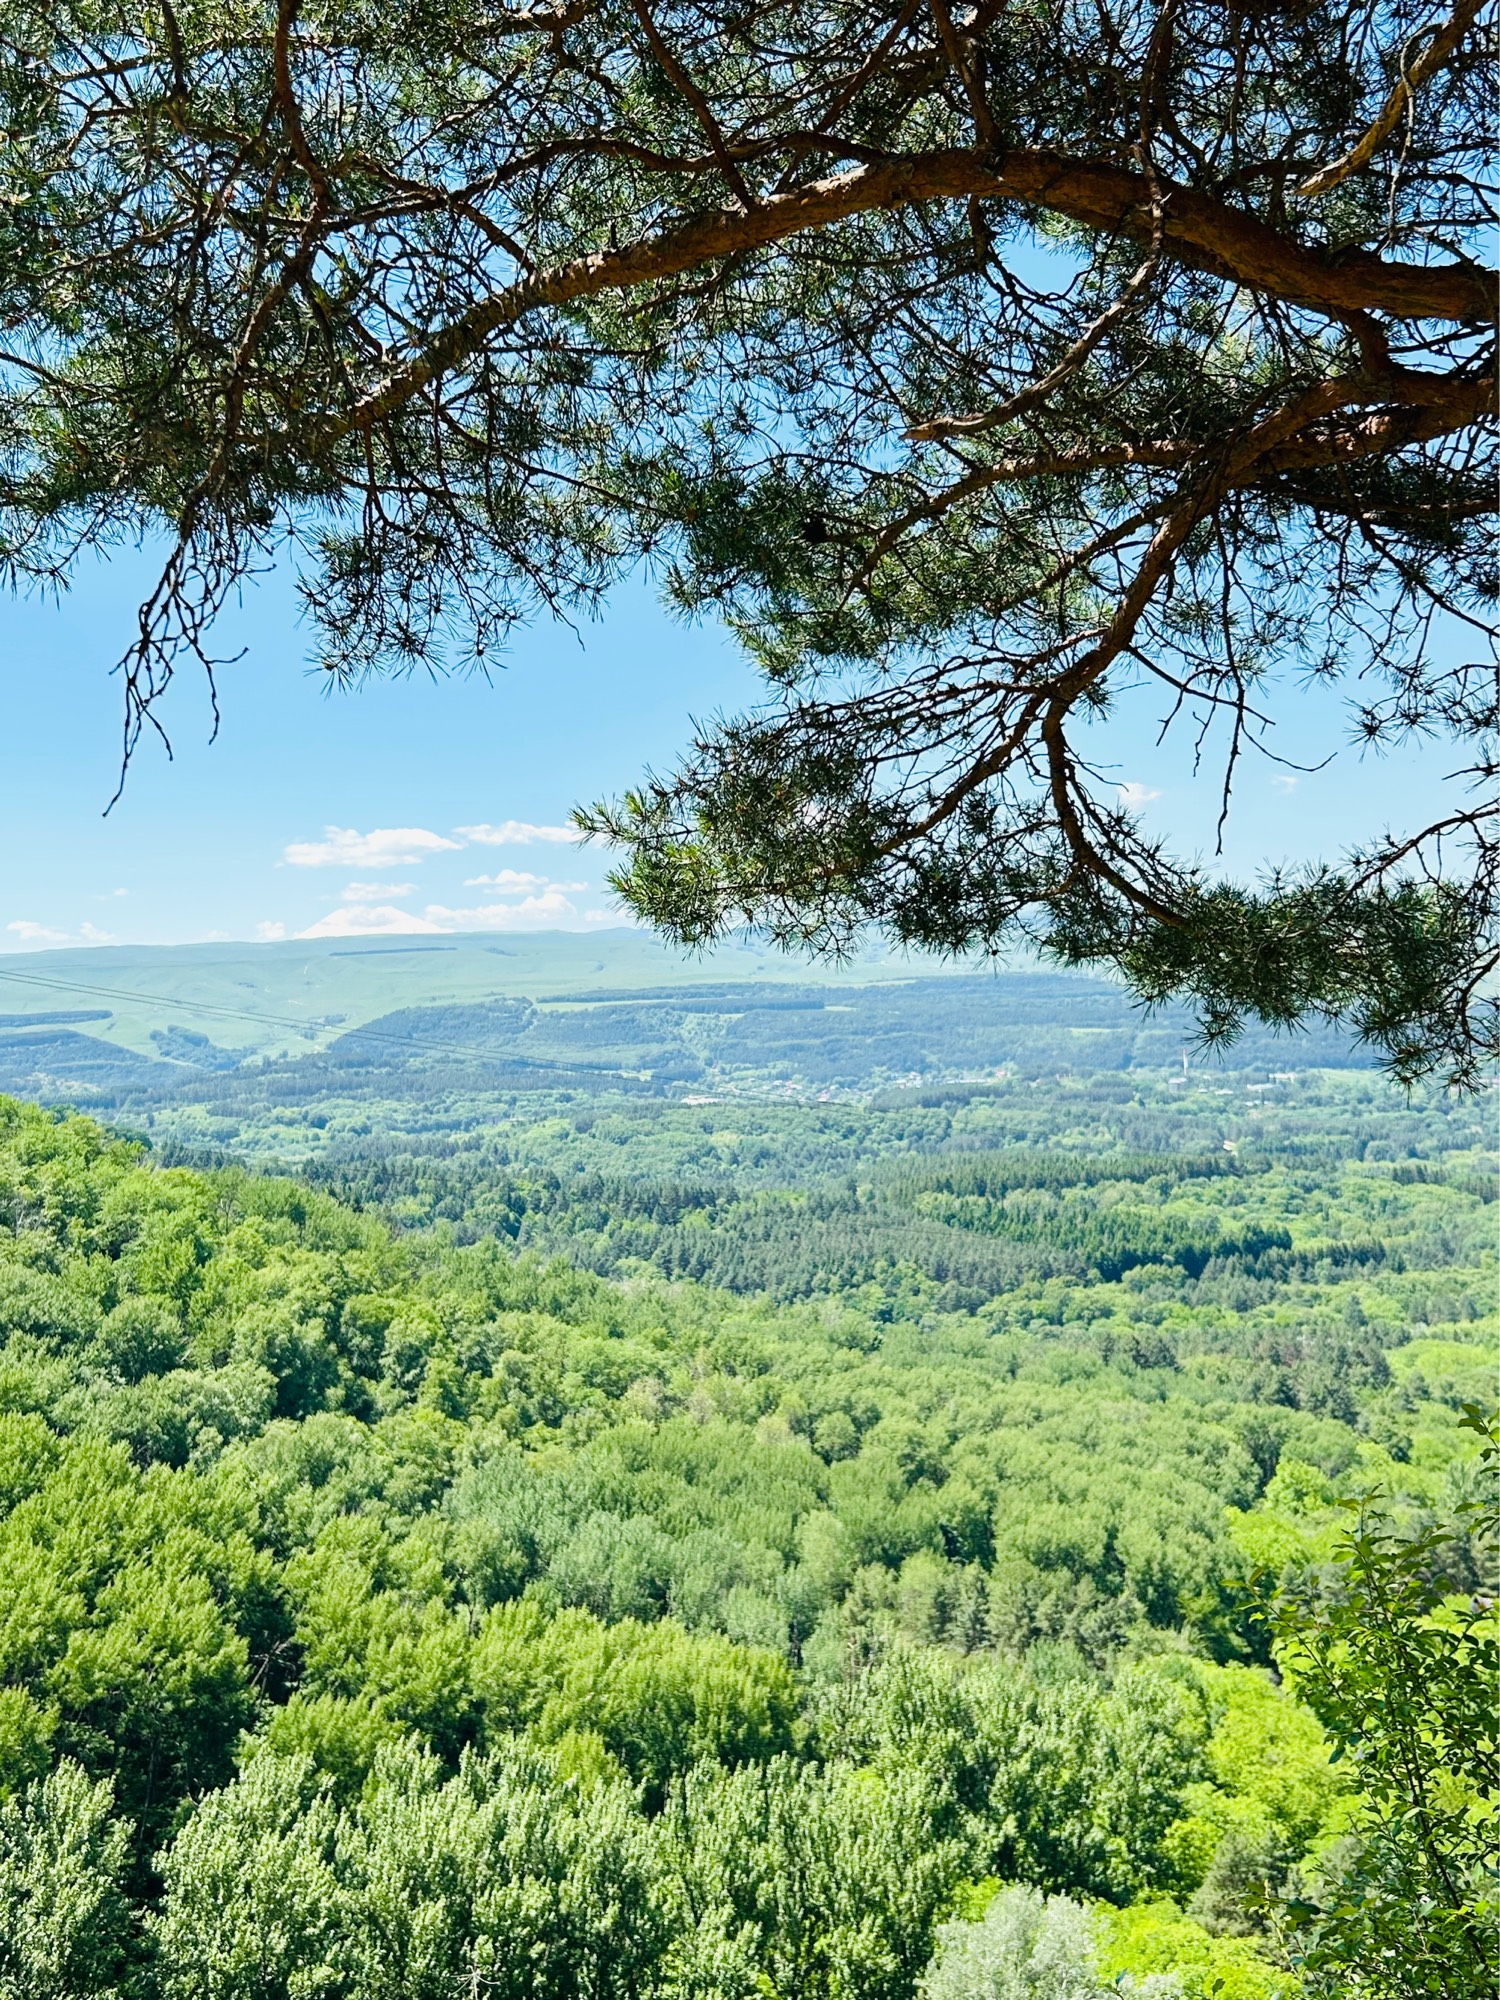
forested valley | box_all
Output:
[0,970,1493,2000]
[1,0,1491,1973]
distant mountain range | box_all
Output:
[0,932,1370,1111]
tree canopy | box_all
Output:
[2,0,1494,1077]
[0,1088,1492,1997]
[1264,1409,1498,2000]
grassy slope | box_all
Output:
[0,931,961,1062]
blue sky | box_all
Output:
[0,545,1459,953]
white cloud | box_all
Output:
[283,826,461,869]
[256,920,287,942]
[422,890,593,931]
[462,868,547,891]
[1116,781,1162,809]
[454,820,581,847]
[6,921,69,946]
[297,904,446,940]
[298,873,613,941]
[584,908,628,925]
[342,880,417,903]
[5,916,127,948]
[1271,773,1299,792]
[462,869,588,894]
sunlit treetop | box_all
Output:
[1,0,1494,1081]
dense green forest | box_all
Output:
[0,1025,1493,1999]
[0,964,1491,2000]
